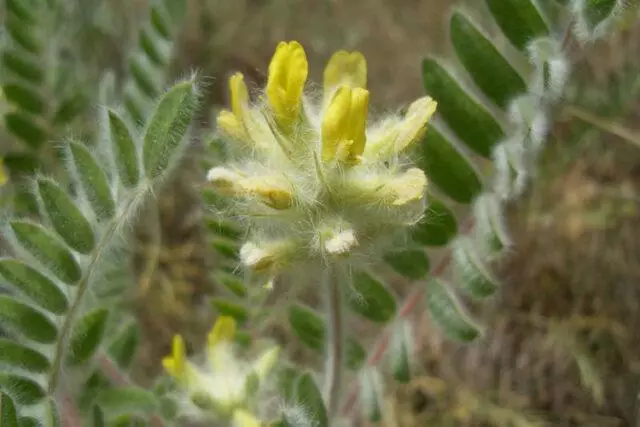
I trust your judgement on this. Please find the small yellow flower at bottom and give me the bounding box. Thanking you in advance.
[233,409,262,427]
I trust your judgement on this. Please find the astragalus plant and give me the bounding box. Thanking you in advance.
[0,0,631,426]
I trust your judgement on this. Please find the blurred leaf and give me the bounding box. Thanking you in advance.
[107,109,140,188]
[2,51,43,84]
[0,295,57,343]
[453,240,499,299]
[213,271,247,298]
[422,59,504,157]
[346,338,366,370]
[142,79,198,179]
[2,84,45,114]
[205,218,242,240]
[0,392,19,427]
[5,17,41,53]
[96,387,158,418]
[390,322,412,383]
[0,339,50,373]
[0,258,68,314]
[359,368,383,423]
[581,0,618,32]
[53,92,87,125]
[10,220,81,284]
[290,373,328,427]
[415,125,482,204]
[211,298,248,324]
[6,0,37,23]
[107,321,139,369]
[92,406,106,427]
[450,12,526,109]
[129,57,159,99]
[0,374,45,405]
[485,0,549,50]
[426,279,481,342]
[150,4,172,40]
[384,248,430,280]
[68,142,115,221]
[124,92,146,126]
[288,304,324,352]
[38,178,96,254]
[139,27,166,66]
[3,153,40,174]
[346,270,397,323]
[5,112,46,149]
[211,238,239,260]
[41,398,60,427]
[66,308,109,366]
[411,197,458,246]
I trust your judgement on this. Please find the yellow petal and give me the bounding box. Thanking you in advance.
[395,96,437,152]
[217,109,245,141]
[233,409,262,427]
[324,50,367,91]
[347,87,369,160]
[229,73,249,120]
[163,335,186,379]
[390,168,428,206]
[208,316,237,349]
[207,167,244,196]
[266,41,308,131]
[252,346,280,380]
[246,181,293,210]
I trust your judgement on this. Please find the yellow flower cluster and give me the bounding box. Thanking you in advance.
[162,316,279,426]
[208,41,437,281]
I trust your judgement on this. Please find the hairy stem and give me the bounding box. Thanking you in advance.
[48,190,143,394]
[323,265,344,419]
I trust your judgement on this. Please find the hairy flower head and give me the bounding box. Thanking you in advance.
[209,41,437,282]
[162,316,279,422]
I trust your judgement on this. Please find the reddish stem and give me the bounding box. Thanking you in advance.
[340,217,475,416]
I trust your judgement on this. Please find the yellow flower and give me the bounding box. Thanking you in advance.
[321,86,369,163]
[162,335,196,385]
[324,50,367,92]
[266,41,308,132]
[217,73,251,142]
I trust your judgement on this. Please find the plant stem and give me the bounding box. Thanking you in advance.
[323,264,344,419]
[562,105,640,149]
[47,190,142,395]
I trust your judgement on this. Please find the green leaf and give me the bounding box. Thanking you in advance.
[291,373,328,427]
[359,368,383,423]
[124,92,146,126]
[450,12,526,109]
[485,0,549,50]
[390,322,412,383]
[346,338,366,370]
[139,27,167,66]
[0,339,49,373]
[2,52,43,84]
[2,84,45,114]
[288,304,324,352]
[211,298,248,324]
[213,271,247,298]
[142,79,198,179]
[92,406,106,427]
[0,258,68,314]
[107,322,139,369]
[3,153,40,174]
[0,392,19,427]
[129,57,159,99]
[6,0,36,23]
[384,248,430,280]
[18,417,39,427]
[68,142,115,221]
[426,279,481,342]
[107,109,140,188]
[5,112,46,149]
[453,240,499,299]
[37,178,96,254]
[0,374,45,405]
[0,296,57,343]
[41,398,60,427]
[10,220,81,284]
[53,92,87,125]
[150,4,172,40]
[6,17,41,53]
[211,238,239,260]
[415,125,482,204]
[411,198,458,246]
[346,270,397,323]
[67,308,109,366]
[473,193,511,255]
[582,0,618,31]
[205,218,242,240]
[96,387,158,418]
[422,59,504,157]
